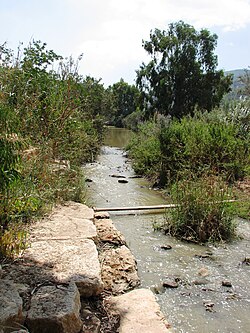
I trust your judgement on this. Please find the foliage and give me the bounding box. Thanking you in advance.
[136,21,232,118]
[232,180,250,220]
[0,40,106,257]
[163,177,236,243]
[126,121,161,179]
[122,107,144,131]
[160,115,249,182]
[127,111,249,185]
[0,41,105,160]
[107,79,141,127]
[238,67,250,97]
[0,223,28,258]
[216,99,250,141]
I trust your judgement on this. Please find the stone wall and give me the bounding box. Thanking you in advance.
[0,202,172,333]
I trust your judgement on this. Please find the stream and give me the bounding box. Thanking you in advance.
[84,127,250,333]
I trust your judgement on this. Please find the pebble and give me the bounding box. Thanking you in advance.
[192,278,210,285]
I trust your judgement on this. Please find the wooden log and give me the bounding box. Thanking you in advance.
[93,200,237,212]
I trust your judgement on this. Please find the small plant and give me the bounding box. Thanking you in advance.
[0,223,28,258]
[164,177,236,243]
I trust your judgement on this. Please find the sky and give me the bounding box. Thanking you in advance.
[1,0,250,86]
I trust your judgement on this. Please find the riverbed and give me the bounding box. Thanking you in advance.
[84,127,250,333]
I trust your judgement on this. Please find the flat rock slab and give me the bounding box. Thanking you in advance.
[54,201,94,220]
[94,219,126,245]
[22,202,103,297]
[29,202,96,241]
[107,289,172,333]
[26,283,82,333]
[100,245,140,294]
[23,238,103,297]
[29,215,97,241]
[0,280,24,333]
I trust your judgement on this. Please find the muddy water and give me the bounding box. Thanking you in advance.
[84,127,250,333]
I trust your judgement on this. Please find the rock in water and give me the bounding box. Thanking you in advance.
[222,280,232,287]
[106,289,171,332]
[198,267,209,277]
[162,280,179,288]
[160,245,172,250]
[118,179,128,184]
[94,211,110,219]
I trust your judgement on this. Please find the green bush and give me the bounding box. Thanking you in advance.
[127,112,249,185]
[164,177,236,243]
[126,121,161,180]
[160,116,248,183]
[0,41,105,257]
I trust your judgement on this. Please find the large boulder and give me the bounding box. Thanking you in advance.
[22,201,103,298]
[29,202,96,242]
[53,202,94,221]
[26,283,82,333]
[0,280,24,333]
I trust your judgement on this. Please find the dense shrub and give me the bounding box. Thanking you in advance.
[127,112,249,185]
[126,121,161,180]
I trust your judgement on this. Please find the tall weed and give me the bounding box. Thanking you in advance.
[164,177,236,243]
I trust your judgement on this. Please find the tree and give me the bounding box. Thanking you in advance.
[136,21,232,118]
[108,79,140,127]
[239,67,250,97]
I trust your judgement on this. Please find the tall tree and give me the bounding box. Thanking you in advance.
[136,21,232,118]
[108,79,140,127]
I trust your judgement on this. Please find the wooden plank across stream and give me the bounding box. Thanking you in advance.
[93,204,178,212]
[93,200,236,212]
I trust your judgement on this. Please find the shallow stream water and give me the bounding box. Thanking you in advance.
[84,127,250,333]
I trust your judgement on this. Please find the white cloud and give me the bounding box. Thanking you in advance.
[68,0,250,31]
[71,0,250,84]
